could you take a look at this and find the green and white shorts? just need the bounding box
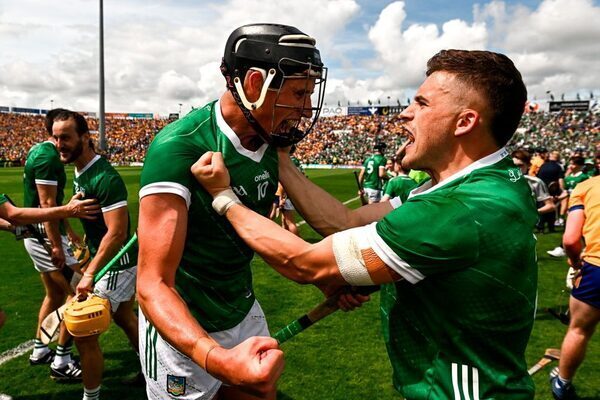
[364,188,382,202]
[139,300,269,399]
[93,265,137,312]
[24,236,78,273]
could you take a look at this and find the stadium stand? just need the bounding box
[1,108,598,167]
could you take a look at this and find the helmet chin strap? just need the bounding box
[233,68,276,111]
[221,59,274,145]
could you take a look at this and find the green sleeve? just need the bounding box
[140,136,201,191]
[96,172,128,210]
[33,151,61,183]
[0,194,7,206]
[375,195,480,276]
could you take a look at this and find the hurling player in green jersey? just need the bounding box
[23,109,92,380]
[358,142,388,203]
[52,110,140,400]
[194,49,538,400]
[136,24,327,400]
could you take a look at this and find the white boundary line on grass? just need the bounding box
[0,339,34,367]
[0,195,362,368]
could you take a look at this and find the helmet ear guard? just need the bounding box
[64,294,111,337]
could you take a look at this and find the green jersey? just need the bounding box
[362,153,387,190]
[564,171,589,193]
[139,100,278,332]
[373,149,537,399]
[0,193,7,206]
[383,175,418,203]
[73,155,137,271]
[23,141,66,234]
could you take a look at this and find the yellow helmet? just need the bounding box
[64,294,111,337]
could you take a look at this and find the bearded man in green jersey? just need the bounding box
[136,23,326,400]
[193,49,538,399]
[52,110,139,400]
[23,109,86,380]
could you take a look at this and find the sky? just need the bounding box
[0,0,599,115]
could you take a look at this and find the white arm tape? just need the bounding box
[331,227,375,286]
[212,188,241,216]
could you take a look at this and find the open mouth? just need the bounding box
[276,119,299,133]
[404,129,415,144]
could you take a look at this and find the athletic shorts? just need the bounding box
[93,265,137,312]
[282,198,295,211]
[24,236,78,273]
[139,300,269,400]
[571,261,600,309]
[364,188,382,203]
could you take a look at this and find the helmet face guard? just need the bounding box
[221,24,327,147]
[269,58,327,147]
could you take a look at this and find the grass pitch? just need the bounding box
[0,167,598,399]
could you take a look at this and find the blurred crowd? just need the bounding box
[0,113,170,166]
[1,108,598,166]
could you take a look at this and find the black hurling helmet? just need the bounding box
[221,23,327,147]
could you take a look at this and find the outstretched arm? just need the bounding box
[137,193,283,396]
[193,152,402,290]
[0,193,99,226]
[278,150,391,236]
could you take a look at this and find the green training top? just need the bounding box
[370,148,537,399]
[140,100,278,332]
[73,155,137,271]
[23,141,66,235]
[564,171,590,193]
[383,175,418,203]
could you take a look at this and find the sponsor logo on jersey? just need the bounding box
[233,185,248,197]
[254,170,271,182]
[167,374,186,396]
[508,168,522,182]
[74,183,86,197]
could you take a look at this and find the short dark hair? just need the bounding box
[45,108,69,135]
[570,156,585,166]
[53,109,90,136]
[511,149,531,165]
[426,49,527,147]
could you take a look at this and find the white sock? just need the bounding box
[51,344,73,368]
[83,386,101,400]
[558,375,572,385]
[31,339,50,358]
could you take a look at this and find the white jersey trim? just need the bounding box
[75,154,102,178]
[34,179,58,186]
[389,196,402,209]
[363,222,425,284]
[215,99,269,163]
[139,182,191,209]
[409,147,509,200]
[101,200,128,213]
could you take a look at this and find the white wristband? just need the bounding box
[212,188,241,216]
